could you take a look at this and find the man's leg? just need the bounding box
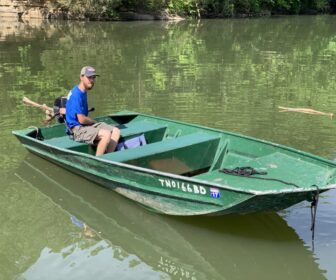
[95,129,112,156]
[106,127,120,153]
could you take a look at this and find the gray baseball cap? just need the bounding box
[80,66,99,77]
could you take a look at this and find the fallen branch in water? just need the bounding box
[22,96,53,112]
[278,106,333,120]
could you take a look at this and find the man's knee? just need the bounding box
[111,127,120,140]
[98,129,112,140]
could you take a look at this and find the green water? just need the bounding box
[1,16,336,279]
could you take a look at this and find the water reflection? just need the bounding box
[2,16,336,280]
[13,155,326,280]
[2,16,336,162]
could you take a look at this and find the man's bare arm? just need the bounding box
[77,114,97,125]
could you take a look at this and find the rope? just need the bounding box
[219,166,301,188]
[310,185,320,243]
[28,126,40,139]
[221,166,267,176]
[222,167,320,249]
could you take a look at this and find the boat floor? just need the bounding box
[195,152,333,192]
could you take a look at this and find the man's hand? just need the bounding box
[77,114,96,125]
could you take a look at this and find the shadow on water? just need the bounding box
[14,154,326,280]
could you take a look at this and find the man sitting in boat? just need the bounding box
[65,66,120,156]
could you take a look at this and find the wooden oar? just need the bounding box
[278,106,333,120]
[22,96,54,123]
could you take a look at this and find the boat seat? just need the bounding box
[99,132,220,163]
[43,121,167,150]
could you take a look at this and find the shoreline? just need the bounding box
[0,0,334,22]
[0,11,333,23]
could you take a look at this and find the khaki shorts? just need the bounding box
[72,122,115,145]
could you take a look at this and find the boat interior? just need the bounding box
[23,113,335,189]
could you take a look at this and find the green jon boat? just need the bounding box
[13,111,336,216]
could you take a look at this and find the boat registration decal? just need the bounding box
[210,187,221,198]
[158,179,207,195]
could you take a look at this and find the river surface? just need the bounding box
[1,16,336,280]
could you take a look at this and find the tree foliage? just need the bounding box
[48,0,334,18]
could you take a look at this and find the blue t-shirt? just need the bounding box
[65,85,88,129]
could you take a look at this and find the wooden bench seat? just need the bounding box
[43,121,167,150]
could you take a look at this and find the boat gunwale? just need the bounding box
[118,111,336,167]
[12,111,336,195]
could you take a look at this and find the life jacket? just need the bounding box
[53,96,67,123]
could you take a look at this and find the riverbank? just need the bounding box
[0,0,335,21]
